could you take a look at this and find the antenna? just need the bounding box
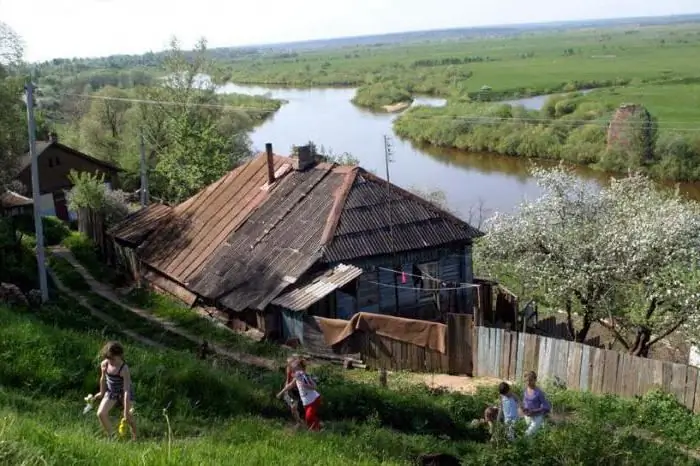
[383,135,399,311]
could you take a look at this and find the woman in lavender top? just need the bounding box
[521,371,551,436]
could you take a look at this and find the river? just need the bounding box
[219,83,700,218]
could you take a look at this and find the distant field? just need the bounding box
[227,23,700,100]
[581,83,700,125]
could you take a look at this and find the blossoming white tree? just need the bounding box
[478,164,700,356]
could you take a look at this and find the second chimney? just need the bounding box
[265,143,275,185]
[292,144,315,171]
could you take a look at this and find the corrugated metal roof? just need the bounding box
[322,171,483,263]
[107,203,173,246]
[272,263,363,311]
[132,151,481,312]
[138,153,293,285]
[187,163,345,311]
[0,191,33,208]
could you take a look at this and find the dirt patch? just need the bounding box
[382,101,411,113]
[410,373,501,394]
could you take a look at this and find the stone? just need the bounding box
[0,283,29,307]
[417,453,463,466]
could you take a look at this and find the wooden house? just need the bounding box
[108,144,482,350]
[0,191,33,217]
[12,134,121,221]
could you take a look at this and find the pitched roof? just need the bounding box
[136,152,482,311]
[17,141,121,174]
[0,191,33,209]
[107,203,173,246]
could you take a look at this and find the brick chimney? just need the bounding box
[265,143,275,184]
[291,144,315,171]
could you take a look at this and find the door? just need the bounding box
[53,191,69,221]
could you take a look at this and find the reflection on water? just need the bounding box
[219,82,700,216]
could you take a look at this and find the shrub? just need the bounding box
[41,216,70,246]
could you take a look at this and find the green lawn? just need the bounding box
[581,83,700,125]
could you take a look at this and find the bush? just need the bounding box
[41,216,70,246]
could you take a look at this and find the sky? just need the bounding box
[1,0,699,62]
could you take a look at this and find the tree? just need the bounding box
[594,175,700,356]
[79,86,132,164]
[477,164,700,355]
[477,166,610,342]
[138,37,251,204]
[0,22,26,193]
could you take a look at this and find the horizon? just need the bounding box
[2,0,699,62]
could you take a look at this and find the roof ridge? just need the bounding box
[360,169,479,232]
[320,167,358,246]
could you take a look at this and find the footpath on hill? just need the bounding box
[48,246,278,371]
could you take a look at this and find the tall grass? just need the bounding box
[2,301,700,465]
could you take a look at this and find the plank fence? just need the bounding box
[473,326,700,413]
[355,313,473,375]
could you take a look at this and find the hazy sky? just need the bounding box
[2,0,698,62]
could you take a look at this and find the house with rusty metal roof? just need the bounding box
[108,143,482,347]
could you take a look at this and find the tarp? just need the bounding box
[316,312,447,354]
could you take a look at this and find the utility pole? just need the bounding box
[139,132,148,207]
[383,135,394,253]
[383,135,399,312]
[25,83,49,303]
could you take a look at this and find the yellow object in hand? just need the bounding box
[118,417,128,438]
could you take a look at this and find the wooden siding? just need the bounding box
[16,145,119,195]
[281,310,305,344]
[336,245,473,320]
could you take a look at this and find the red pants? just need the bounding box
[304,396,321,431]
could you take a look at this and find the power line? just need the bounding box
[58,91,700,131]
[61,92,281,113]
[365,279,479,292]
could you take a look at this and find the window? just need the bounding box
[55,157,60,166]
[418,261,439,300]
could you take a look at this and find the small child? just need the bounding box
[283,355,304,428]
[93,341,137,440]
[497,382,520,441]
[277,358,322,431]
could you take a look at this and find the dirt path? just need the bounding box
[48,247,278,370]
[47,266,165,349]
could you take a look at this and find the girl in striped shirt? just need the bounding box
[93,341,137,440]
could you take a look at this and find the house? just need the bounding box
[0,191,33,217]
[11,133,121,221]
[108,144,482,348]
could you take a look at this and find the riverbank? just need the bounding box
[393,91,700,182]
[350,81,415,112]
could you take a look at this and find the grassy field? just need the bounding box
[3,296,700,465]
[10,242,692,464]
[581,82,700,126]
[227,23,700,106]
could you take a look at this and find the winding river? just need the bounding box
[220,83,700,218]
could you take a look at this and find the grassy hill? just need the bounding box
[2,258,700,465]
[0,231,698,465]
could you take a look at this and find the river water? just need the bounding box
[220,83,699,218]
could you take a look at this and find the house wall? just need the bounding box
[15,146,119,195]
[330,243,474,321]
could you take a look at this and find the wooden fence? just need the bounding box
[355,313,474,375]
[473,326,700,413]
